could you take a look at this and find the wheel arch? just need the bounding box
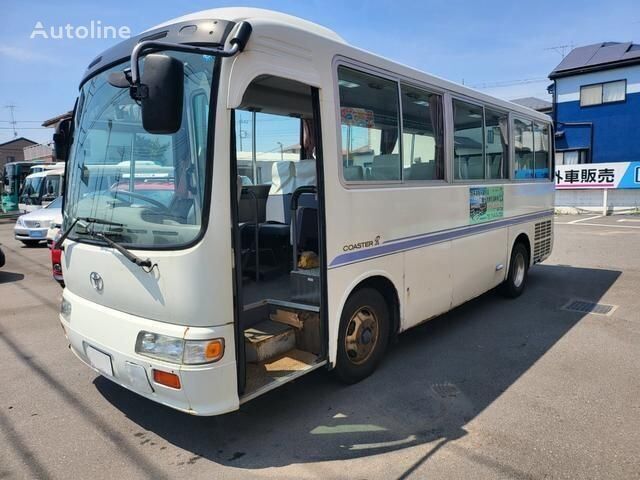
[339,272,401,344]
[511,232,532,267]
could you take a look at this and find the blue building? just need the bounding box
[549,42,640,165]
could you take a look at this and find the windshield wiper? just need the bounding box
[91,232,153,269]
[55,216,153,270]
[54,216,123,250]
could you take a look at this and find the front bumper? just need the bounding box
[14,227,48,241]
[60,290,239,416]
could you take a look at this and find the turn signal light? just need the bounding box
[205,339,224,361]
[152,369,181,389]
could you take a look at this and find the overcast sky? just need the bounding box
[1,0,638,144]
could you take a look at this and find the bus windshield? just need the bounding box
[20,175,44,203]
[64,51,216,248]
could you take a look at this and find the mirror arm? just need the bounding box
[129,20,252,95]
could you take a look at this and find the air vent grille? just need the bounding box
[533,219,552,263]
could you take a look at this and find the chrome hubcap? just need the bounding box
[345,307,379,365]
[514,252,526,288]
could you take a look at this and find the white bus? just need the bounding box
[19,167,65,213]
[57,8,554,416]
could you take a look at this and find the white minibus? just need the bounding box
[19,167,65,213]
[57,8,554,415]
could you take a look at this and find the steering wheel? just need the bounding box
[112,190,172,213]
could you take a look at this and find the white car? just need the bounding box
[14,197,63,246]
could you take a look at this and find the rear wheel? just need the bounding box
[335,288,389,384]
[502,242,529,298]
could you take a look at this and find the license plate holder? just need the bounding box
[85,345,114,376]
[30,230,44,238]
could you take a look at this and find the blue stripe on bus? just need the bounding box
[328,209,553,269]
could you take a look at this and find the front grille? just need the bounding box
[533,219,552,263]
[23,219,50,229]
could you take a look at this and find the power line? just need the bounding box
[470,77,549,89]
[0,120,46,123]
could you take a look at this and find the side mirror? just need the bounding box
[138,54,184,134]
[53,118,72,161]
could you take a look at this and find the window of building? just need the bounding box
[400,84,444,181]
[453,100,484,180]
[513,118,534,179]
[338,66,401,182]
[485,109,509,179]
[580,80,626,106]
[6,156,15,163]
[556,150,588,165]
[534,122,550,179]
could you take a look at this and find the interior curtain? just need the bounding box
[380,126,398,155]
[429,95,444,178]
[498,117,509,176]
[302,118,315,159]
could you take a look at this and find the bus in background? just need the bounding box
[19,167,65,213]
[1,161,40,212]
[29,162,67,175]
[56,8,554,416]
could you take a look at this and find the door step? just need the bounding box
[241,349,325,403]
[244,320,296,363]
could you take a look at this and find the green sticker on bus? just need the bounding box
[469,186,503,224]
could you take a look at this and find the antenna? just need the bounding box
[545,43,575,58]
[4,104,18,137]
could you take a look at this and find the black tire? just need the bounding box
[21,240,42,247]
[335,287,390,384]
[501,242,529,298]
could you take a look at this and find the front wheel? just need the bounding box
[335,288,389,384]
[501,242,529,298]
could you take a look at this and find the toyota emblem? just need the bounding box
[89,272,104,292]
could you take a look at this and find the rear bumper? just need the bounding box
[60,290,239,416]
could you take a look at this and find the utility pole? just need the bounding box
[237,117,249,150]
[4,105,18,138]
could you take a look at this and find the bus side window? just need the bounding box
[453,100,484,180]
[514,118,534,179]
[485,109,509,179]
[400,84,444,181]
[338,66,401,182]
[534,122,550,179]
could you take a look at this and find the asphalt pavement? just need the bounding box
[1,214,639,479]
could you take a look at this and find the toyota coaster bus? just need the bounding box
[56,8,554,416]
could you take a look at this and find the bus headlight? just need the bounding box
[135,331,224,365]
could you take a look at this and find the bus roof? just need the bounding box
[148,7,346,44]
[85,7,550,124]
[25,168,65,179]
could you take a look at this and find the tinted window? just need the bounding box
[513,118,534,179]
[400,84,444,181]
[453,100,484,180]
[338,66,400,182]
[485,109,508,179]
[534,122,550,179]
